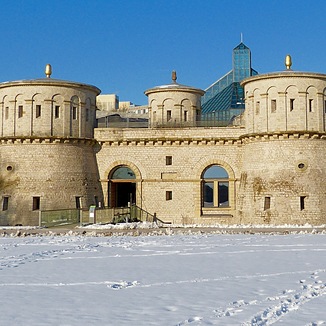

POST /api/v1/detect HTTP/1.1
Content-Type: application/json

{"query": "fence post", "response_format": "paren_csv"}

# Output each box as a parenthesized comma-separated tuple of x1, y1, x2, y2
(39, 210, 42, 227)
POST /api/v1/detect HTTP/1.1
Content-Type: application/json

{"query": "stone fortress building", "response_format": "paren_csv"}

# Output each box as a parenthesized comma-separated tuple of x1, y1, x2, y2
(0, 46, 325, 226)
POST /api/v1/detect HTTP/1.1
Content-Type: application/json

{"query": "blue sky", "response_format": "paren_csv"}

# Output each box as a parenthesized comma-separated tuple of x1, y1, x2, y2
(1, 0, 326, 105)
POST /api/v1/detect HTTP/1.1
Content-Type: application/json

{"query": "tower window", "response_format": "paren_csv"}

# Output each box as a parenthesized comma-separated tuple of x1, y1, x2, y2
(166, 191, 172, 201)
(264, 197, 271, 210)
(309, 99, 313, 112)
(18, 105, 23, 118)
(184, 111, 188, 122)
(290, 99, 295, 111)
(271, 100, 276, 113)
(36, 105, 41, 118)
(75, 196, 81, 209)
(86, 108, 89, 121)
(32, 197, 40, 210)
(54, 106, 60, 119)
(72, 106, 77, 120)
(5, 107, 9, 119)
(300, 196, 306, 211)
(2, 196, 9, 211)
(166, 156, 172, 165)
(167, 110, 172, 121)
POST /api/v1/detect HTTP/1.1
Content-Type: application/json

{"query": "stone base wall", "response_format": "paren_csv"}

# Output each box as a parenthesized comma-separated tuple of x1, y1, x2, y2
(0, 138, 103, 225)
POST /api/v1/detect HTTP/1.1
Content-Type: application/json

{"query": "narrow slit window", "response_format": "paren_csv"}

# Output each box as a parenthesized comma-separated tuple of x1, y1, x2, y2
(86, 108, 89, 121)
(167, 110, 172, 121)
(300, 196, 306, 211)
(75, 196, 81, 209)
(271, 100, 276, 113)
(290, 99, 295, 111)
(166, 191, 172, 201)
(36, 105, 41, 118)
(18, 105, 23, 118)
(32, 197, 40, 211)
(166, 156, 172, 165)
(309, 99, 313, 112)
(184, 111, 188, 122)
(264, 197, 271, 210)
(2, 196, 9, 211)
(324, 100, 326, 113)
(72, 106, 77, 120)
(54, 106, 60, 119)
(5, 107, 9, 119)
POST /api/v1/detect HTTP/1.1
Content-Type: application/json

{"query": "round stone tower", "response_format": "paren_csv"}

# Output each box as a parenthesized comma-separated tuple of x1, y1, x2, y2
(238, 56, 326, 225)
(0, 65, 104, 225)
(145, 71, 205, 127)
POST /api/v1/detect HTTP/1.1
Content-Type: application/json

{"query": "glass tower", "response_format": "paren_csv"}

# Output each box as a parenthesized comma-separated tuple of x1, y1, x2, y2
(201, 42, 258, 123)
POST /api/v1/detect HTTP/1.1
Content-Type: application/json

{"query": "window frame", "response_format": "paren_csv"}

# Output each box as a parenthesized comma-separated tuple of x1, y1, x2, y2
(32, 196, 40, 211)
(202, 165, 230, 208)
(36, 105, 41, 118)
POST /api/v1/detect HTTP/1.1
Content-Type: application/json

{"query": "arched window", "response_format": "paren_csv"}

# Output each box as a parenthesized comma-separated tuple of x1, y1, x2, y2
(202, 165, 229, 207)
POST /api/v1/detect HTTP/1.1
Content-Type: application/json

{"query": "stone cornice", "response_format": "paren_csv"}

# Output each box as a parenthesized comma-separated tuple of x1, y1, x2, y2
(0, 136, 97, 145)
(241, 71, 326, 87)
(98, 131, 326, 147)
(240, 131, 326, 143)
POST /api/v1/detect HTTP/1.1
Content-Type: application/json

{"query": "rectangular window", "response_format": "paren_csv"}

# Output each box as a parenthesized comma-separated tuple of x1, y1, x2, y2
(290, 99, 295, 111)
(72, 106, 77, 120)
(166, 191, 172, 201)
(300, 196, 306, 211)
(2, 196, 9, 211)
(167, 110, 172, 121)
(54, 105, 60, 119)
(5, 107, 9, 120)
(86, 108, 89, 121)
(271, 100, 276, 113)
(264, 197, 271, 210)
(32, 197, 40, 211)
(75, 196, 81, 209)
(184, 111, 188, 122)
(36, 105, 41, 118)
(255, 101, 260, 114)
(18, 105, 23, 118)
(309, 99, 313, 112)
(203, 182, 214, 207)
(166, 156, 172, 165)
(218, 182, 229, 207)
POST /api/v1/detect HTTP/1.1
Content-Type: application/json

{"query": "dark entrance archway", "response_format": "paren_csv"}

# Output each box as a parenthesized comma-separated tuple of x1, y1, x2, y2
(108, 166, 136, 208)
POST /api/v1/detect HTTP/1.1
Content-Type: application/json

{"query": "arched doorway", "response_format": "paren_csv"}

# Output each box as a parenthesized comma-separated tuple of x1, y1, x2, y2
(108, 166, 136, 207)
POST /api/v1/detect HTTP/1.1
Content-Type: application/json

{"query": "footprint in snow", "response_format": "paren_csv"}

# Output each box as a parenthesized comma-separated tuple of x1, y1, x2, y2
(108, 281, 139, 290)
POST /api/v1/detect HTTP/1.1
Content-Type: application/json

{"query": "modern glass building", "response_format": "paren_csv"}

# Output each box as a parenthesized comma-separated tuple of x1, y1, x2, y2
(201, 42, 258, 124)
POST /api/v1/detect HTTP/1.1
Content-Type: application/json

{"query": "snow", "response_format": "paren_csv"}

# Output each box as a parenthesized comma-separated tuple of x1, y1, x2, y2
(0, 232, 325, 325)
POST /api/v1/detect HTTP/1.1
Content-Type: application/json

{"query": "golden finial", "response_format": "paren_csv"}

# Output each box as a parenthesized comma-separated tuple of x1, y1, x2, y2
(172, 70, 177, 83)
(45, 64, 52, 78)
(285, 55, 292, 70)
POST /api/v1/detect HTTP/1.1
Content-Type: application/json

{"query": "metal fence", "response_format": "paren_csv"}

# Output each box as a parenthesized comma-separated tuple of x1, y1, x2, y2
(39, 209, 80, 227)
(40, 205, 165, 228)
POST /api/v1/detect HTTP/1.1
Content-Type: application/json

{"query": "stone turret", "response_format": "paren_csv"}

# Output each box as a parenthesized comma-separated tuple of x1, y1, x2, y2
(238, 56, 326, 224)
(145, 71, 205, 127)
(0, 65, 103, 225)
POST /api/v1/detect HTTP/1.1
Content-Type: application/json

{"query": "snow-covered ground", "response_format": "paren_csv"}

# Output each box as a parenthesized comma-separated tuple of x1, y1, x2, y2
(0, 233, 325, 325)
